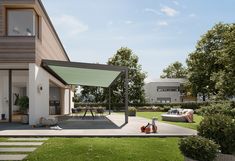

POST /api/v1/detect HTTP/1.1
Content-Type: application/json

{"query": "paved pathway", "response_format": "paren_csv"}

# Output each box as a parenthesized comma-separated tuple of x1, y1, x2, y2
(0, 114, 197, 137)
(0, 138, 47, 160)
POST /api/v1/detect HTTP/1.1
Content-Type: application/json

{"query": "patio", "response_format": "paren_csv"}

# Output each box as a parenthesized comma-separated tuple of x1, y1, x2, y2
(0, 113, 197, 137)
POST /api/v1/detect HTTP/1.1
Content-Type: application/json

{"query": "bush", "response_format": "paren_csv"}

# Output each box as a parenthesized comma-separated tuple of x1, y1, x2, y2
(18, 96, 29, 113)
(128, 107, 137, 112)
(197, 102, 235, 118)
(128, 107, 136, 116)
(179, 136, 219, 161)
(198, 114, 235, 154)
(74, 102, 211, 111)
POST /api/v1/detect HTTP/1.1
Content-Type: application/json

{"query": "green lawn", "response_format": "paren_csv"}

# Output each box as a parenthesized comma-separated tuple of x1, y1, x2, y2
(137, 112, 203, 130)
(25, 138, 183, 161)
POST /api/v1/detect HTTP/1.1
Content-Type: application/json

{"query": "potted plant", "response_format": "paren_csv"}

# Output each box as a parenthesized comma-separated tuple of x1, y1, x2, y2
(18, 96, 29, 124)
(1, 114, 6, 120)
(198, 114, 235, 160)
(96, 107, 105, 115)
(179, 136, 219, 161)
(128, 107, 137, 116)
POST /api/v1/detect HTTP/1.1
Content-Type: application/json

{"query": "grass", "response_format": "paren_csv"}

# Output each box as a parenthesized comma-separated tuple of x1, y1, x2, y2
(137, 112, 203, 130)
(25, 137, 183, 161)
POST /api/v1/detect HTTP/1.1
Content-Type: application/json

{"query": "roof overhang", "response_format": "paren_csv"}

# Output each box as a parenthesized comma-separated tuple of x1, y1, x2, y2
(41, 59, 127, 88)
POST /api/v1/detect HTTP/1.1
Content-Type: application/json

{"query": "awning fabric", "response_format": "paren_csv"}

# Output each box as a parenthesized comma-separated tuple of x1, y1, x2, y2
(41, 60, 127, 88)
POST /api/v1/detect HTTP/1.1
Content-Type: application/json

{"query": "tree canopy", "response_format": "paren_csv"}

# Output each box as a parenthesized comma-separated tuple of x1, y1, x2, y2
(107, 47, 147, 104)
(160, 61, 187, 78)
(187, 23, 235, 100)
(79, 47, 147, 104)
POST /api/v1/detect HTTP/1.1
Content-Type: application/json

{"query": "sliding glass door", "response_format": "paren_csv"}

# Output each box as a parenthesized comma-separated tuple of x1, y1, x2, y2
(0, 71, 9, 122)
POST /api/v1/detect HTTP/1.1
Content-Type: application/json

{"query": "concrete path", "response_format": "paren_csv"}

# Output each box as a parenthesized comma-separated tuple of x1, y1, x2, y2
(0, 114, 197, 137)
(0, 147, 36, 152)
(0, 142, 43, 146)
(0, 154, 27, 161)
(0, 138, 47, 160)
(8, 138, 48, 141)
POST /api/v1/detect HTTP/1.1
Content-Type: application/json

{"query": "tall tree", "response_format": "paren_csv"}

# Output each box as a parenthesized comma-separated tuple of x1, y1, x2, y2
(80, 86, 105, 103)
(187, 23, 235, 100)
(107, 47, 147, 104)
(160, 61, 187, 78)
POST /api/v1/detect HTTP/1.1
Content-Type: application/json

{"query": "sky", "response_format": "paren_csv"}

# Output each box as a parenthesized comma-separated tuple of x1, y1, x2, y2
(41, 0, 235, 82)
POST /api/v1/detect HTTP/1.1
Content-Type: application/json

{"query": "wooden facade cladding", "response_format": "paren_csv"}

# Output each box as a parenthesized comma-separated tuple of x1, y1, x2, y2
(0, 36, 35, 62)
(0, 0, 70, 64)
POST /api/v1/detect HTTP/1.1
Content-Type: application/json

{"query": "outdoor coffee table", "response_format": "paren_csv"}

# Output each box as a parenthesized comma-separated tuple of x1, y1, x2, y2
(82, 107, 95, 120)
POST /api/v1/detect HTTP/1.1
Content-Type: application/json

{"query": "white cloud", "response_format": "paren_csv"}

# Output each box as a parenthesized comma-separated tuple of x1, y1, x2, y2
(189, 13, 196, 17)
(52, 14, 88, 36)
(124, 20, 133, 24)
(144, 8, 162, 15)
(107, 20, 113, 25)
(158, 21, 168, 26)
(173, 1, 179, 6)
(160, 6, 178, 17)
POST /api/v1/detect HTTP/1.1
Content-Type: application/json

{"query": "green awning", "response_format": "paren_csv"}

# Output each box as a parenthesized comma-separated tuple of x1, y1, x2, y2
(42, 60, 127, 88)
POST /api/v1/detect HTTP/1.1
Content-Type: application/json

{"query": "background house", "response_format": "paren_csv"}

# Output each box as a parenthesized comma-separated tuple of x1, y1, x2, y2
(144, 78, 188, 103)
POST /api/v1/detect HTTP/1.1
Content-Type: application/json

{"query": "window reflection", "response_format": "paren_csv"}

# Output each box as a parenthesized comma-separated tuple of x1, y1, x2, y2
(8, 10, 36, 36)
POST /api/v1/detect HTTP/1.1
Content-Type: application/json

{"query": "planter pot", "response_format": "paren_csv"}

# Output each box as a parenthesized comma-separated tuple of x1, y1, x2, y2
(21, 115, 29, 124)
(128, 111, 136, 116)
(1, 114, 6, 120)
(215, 153, 235, 161)
(185, 153, 235, 161)
(184, 156, 197, 161)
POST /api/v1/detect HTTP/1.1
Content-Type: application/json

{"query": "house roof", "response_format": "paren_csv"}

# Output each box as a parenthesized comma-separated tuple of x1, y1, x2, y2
(147, 78, 186, 84)
(38, 0, 70, 61)
(41, 59, 128, 88)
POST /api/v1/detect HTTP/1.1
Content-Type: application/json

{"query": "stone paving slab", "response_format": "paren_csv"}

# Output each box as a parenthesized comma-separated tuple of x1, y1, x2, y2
(8, 138, 48, 141)
(0, 147, 37, 152)
(0, 114, 197, 137)
(0, 142, 43, 146)
(0, 154, 27, 160)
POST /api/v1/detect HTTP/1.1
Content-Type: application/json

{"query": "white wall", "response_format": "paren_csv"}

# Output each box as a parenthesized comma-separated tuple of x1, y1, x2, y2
(144, 81, 182, 103)
(28, 63, 72, 125)
(63, 89, 70, 115)
(29, 63, 49, 125)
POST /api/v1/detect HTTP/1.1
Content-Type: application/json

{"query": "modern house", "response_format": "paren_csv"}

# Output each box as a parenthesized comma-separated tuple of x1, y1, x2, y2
(0, 0, 129, 125)
(144, 79, 188, 103)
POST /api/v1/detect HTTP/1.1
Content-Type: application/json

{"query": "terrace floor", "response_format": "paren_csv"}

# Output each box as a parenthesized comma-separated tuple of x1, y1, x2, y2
(0, 113, 197, 137)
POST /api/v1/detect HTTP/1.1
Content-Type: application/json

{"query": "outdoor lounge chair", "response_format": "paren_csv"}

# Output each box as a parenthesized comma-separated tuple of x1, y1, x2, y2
(161, 109, 194, 122)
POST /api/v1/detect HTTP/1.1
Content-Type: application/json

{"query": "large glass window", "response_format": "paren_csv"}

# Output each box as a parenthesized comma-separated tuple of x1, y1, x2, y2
(7, 10, 36, 36)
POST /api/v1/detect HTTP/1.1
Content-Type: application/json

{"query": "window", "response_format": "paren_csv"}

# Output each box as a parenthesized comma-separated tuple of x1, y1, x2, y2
(7, 9, 37, 36)
(157, 86, 179, 92)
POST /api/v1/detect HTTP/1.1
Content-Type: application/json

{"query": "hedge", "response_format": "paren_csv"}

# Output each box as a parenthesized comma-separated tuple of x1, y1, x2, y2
(73, 101, 214, 111)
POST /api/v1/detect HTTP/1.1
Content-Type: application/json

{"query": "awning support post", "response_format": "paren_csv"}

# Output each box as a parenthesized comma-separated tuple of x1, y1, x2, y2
(124, 69, 128, 123)
(109, 86, 111, 115)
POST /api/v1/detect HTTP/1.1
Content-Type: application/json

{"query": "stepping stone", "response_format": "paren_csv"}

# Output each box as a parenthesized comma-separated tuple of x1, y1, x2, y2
(0, 142, 43, 146)
(8, 138, 48, 141)
(0, 154, 27, 160)
(0, 147, 37, 152)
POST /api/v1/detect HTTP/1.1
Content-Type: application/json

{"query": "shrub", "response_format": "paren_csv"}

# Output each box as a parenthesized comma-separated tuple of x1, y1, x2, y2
(163, 106, 171, 112)
(179, 136, 219, 161)
(128, 107, 137, 112)
(198, 114, 235, 154)
(18, 96, 29, 113)
(197, 102, 235, 118)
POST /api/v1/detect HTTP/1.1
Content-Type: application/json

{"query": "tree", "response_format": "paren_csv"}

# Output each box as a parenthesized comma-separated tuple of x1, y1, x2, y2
(80, 86, 105, 103)
(160, 61, 187, 78)
(107, 47, 147, 104)
(187, 23, 235, 100)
